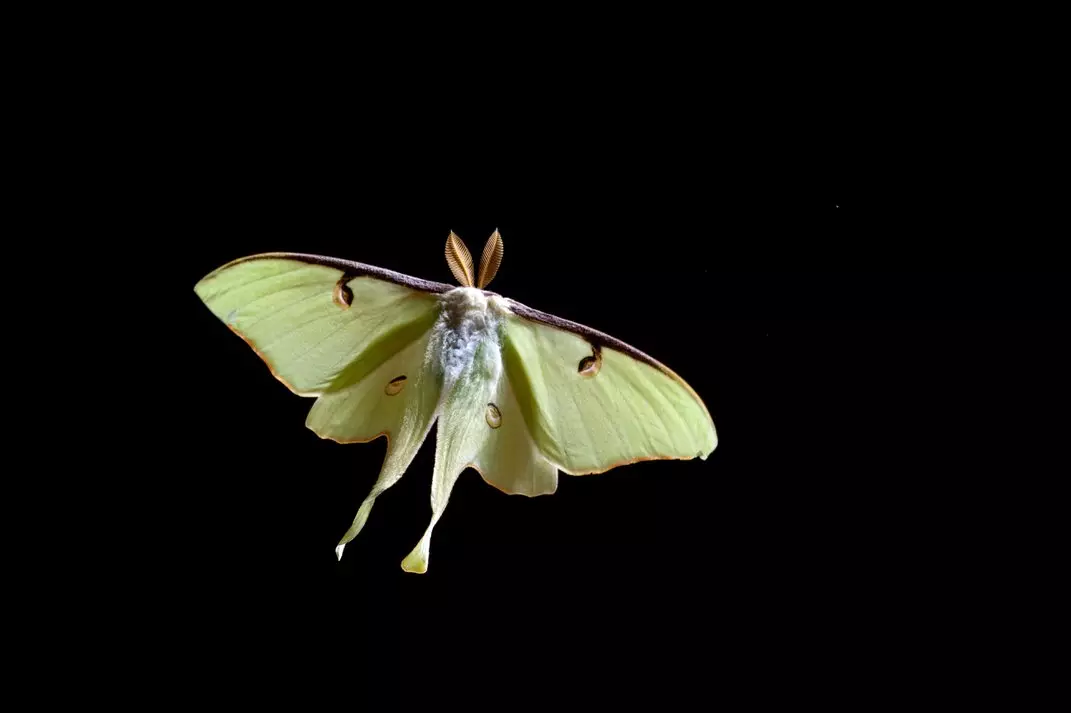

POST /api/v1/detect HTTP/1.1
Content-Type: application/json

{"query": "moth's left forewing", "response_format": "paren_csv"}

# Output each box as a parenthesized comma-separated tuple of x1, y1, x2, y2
(499, 299, 717, 476)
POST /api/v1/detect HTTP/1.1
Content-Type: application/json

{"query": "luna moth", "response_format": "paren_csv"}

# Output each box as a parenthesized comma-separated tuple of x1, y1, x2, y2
(195, 231, 717, 572)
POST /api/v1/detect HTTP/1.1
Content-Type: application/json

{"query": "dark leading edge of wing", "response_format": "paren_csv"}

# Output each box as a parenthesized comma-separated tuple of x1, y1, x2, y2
(504, 299, 667, 375)
(202, 252, 456, 294)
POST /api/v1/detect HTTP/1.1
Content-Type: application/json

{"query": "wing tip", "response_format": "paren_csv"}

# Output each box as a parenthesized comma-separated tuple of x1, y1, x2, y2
(194, 252, 283, 286)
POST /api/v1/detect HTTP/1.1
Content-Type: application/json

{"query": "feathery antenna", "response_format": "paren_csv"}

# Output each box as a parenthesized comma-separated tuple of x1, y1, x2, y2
(476, 229, 504, 289)
(444, 231, 475, 287)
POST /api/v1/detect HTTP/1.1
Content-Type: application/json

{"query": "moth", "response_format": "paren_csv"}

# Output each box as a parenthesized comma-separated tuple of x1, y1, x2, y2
(195, 231, 717, 572)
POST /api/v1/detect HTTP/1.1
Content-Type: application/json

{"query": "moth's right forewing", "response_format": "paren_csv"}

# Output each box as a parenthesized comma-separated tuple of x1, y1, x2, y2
(195, 254, 446, 396)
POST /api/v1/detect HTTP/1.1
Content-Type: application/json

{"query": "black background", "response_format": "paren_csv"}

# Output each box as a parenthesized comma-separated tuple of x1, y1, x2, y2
(153, 85, 1065, 701)
(17, 9, 1060, 704)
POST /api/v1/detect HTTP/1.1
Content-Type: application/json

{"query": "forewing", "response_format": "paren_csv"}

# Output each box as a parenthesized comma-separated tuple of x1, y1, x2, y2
(194, 254, 447, 396)
(501, 306, 717, 475)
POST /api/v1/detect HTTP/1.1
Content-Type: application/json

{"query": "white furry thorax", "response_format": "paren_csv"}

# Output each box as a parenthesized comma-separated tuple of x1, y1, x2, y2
(433, 287, 509, 387)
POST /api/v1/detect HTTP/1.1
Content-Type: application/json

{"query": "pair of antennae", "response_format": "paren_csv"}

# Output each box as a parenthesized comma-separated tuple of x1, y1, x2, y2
(445, 229, 504, 289)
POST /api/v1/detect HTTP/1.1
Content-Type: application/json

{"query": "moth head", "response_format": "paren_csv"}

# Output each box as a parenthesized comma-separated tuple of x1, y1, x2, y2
(445, 229, 503, 289)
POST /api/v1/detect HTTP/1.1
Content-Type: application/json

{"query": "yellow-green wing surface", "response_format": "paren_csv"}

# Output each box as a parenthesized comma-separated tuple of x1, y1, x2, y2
(196, 252, 717, 572)
(501, 301, 717, 476)
(194, 253, 447, 397)
(195, 253, 452, 558)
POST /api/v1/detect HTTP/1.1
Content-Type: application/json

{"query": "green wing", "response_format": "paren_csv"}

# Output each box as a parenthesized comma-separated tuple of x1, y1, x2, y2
(500, 303, 717, 475)
(194, 253, 450, 559)
(194, 253, 445, 397)
(472, 364, 559, 498)
(196, 254, 716, 571)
